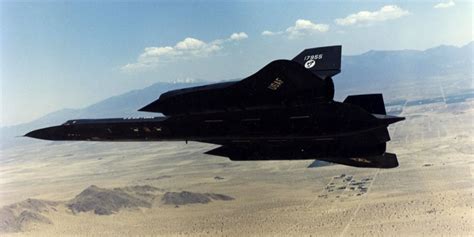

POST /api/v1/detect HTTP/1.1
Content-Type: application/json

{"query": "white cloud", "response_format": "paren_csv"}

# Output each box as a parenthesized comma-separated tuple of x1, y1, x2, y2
(122, 32, 248, 72)
(286, 19, 329, 38)
(335, 5, 409, 26)
(434, 0, 455, 9)
(261, 30, 283, 36)
(262, 30, 274, 36)
(262, 19, 329, 38)
(229, 32, 248, 41)
(175, 38, 206, 50)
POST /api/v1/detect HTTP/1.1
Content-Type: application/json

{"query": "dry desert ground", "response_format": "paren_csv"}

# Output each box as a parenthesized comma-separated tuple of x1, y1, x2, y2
(0, 99, 472, 236)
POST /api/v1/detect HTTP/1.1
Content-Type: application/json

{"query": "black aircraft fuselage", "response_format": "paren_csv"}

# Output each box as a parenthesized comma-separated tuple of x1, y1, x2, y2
(26, 46, 404, 168)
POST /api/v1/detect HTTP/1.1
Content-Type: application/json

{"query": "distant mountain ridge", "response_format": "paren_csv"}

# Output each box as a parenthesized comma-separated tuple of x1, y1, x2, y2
(337, 42, 473, 90)
(1, 42, 472, 149)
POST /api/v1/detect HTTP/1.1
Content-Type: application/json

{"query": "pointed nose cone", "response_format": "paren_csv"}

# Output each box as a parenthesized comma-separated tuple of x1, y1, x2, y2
(25, 126, 66, 140)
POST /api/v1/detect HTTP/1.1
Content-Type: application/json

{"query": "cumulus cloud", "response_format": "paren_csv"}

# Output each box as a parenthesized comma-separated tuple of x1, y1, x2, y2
(262, 19, 329, 38)
(122, 32, 248, 72)
(261, 30, 283, 36)
(229, 32, 248, 41)
(335, 5, 409, 26)
(286, 19, 329, 38)
(434, 0, 455, 9)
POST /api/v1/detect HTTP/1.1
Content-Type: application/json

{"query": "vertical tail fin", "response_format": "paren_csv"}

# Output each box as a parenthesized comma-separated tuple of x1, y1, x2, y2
(344, 94, 387, 115)
(292, 45, 341, 79)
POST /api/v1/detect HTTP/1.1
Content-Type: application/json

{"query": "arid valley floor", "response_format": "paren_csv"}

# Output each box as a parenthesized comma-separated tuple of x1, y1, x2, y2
(0, 98, 473, 236)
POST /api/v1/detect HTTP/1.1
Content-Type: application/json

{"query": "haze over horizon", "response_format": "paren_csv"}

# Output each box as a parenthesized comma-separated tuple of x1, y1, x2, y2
(1, 1, 473, 126)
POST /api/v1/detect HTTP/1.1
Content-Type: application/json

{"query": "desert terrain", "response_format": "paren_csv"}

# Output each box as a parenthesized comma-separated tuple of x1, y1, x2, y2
(0, 92, 473, 236)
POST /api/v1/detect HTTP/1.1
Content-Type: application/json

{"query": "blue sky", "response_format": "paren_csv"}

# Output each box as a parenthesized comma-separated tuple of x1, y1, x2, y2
(1, 1, 472, 126)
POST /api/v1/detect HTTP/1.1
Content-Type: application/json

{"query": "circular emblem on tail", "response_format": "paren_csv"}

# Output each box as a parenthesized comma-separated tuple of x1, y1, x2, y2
(304, 59, 316, 69)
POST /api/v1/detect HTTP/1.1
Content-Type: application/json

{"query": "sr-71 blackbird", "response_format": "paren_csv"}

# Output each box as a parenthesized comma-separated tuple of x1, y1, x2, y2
(26, 46, 404, 168)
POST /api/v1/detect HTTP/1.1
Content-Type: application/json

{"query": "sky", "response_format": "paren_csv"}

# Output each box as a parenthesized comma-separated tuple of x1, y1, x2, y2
(1, 0, 472, 127)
